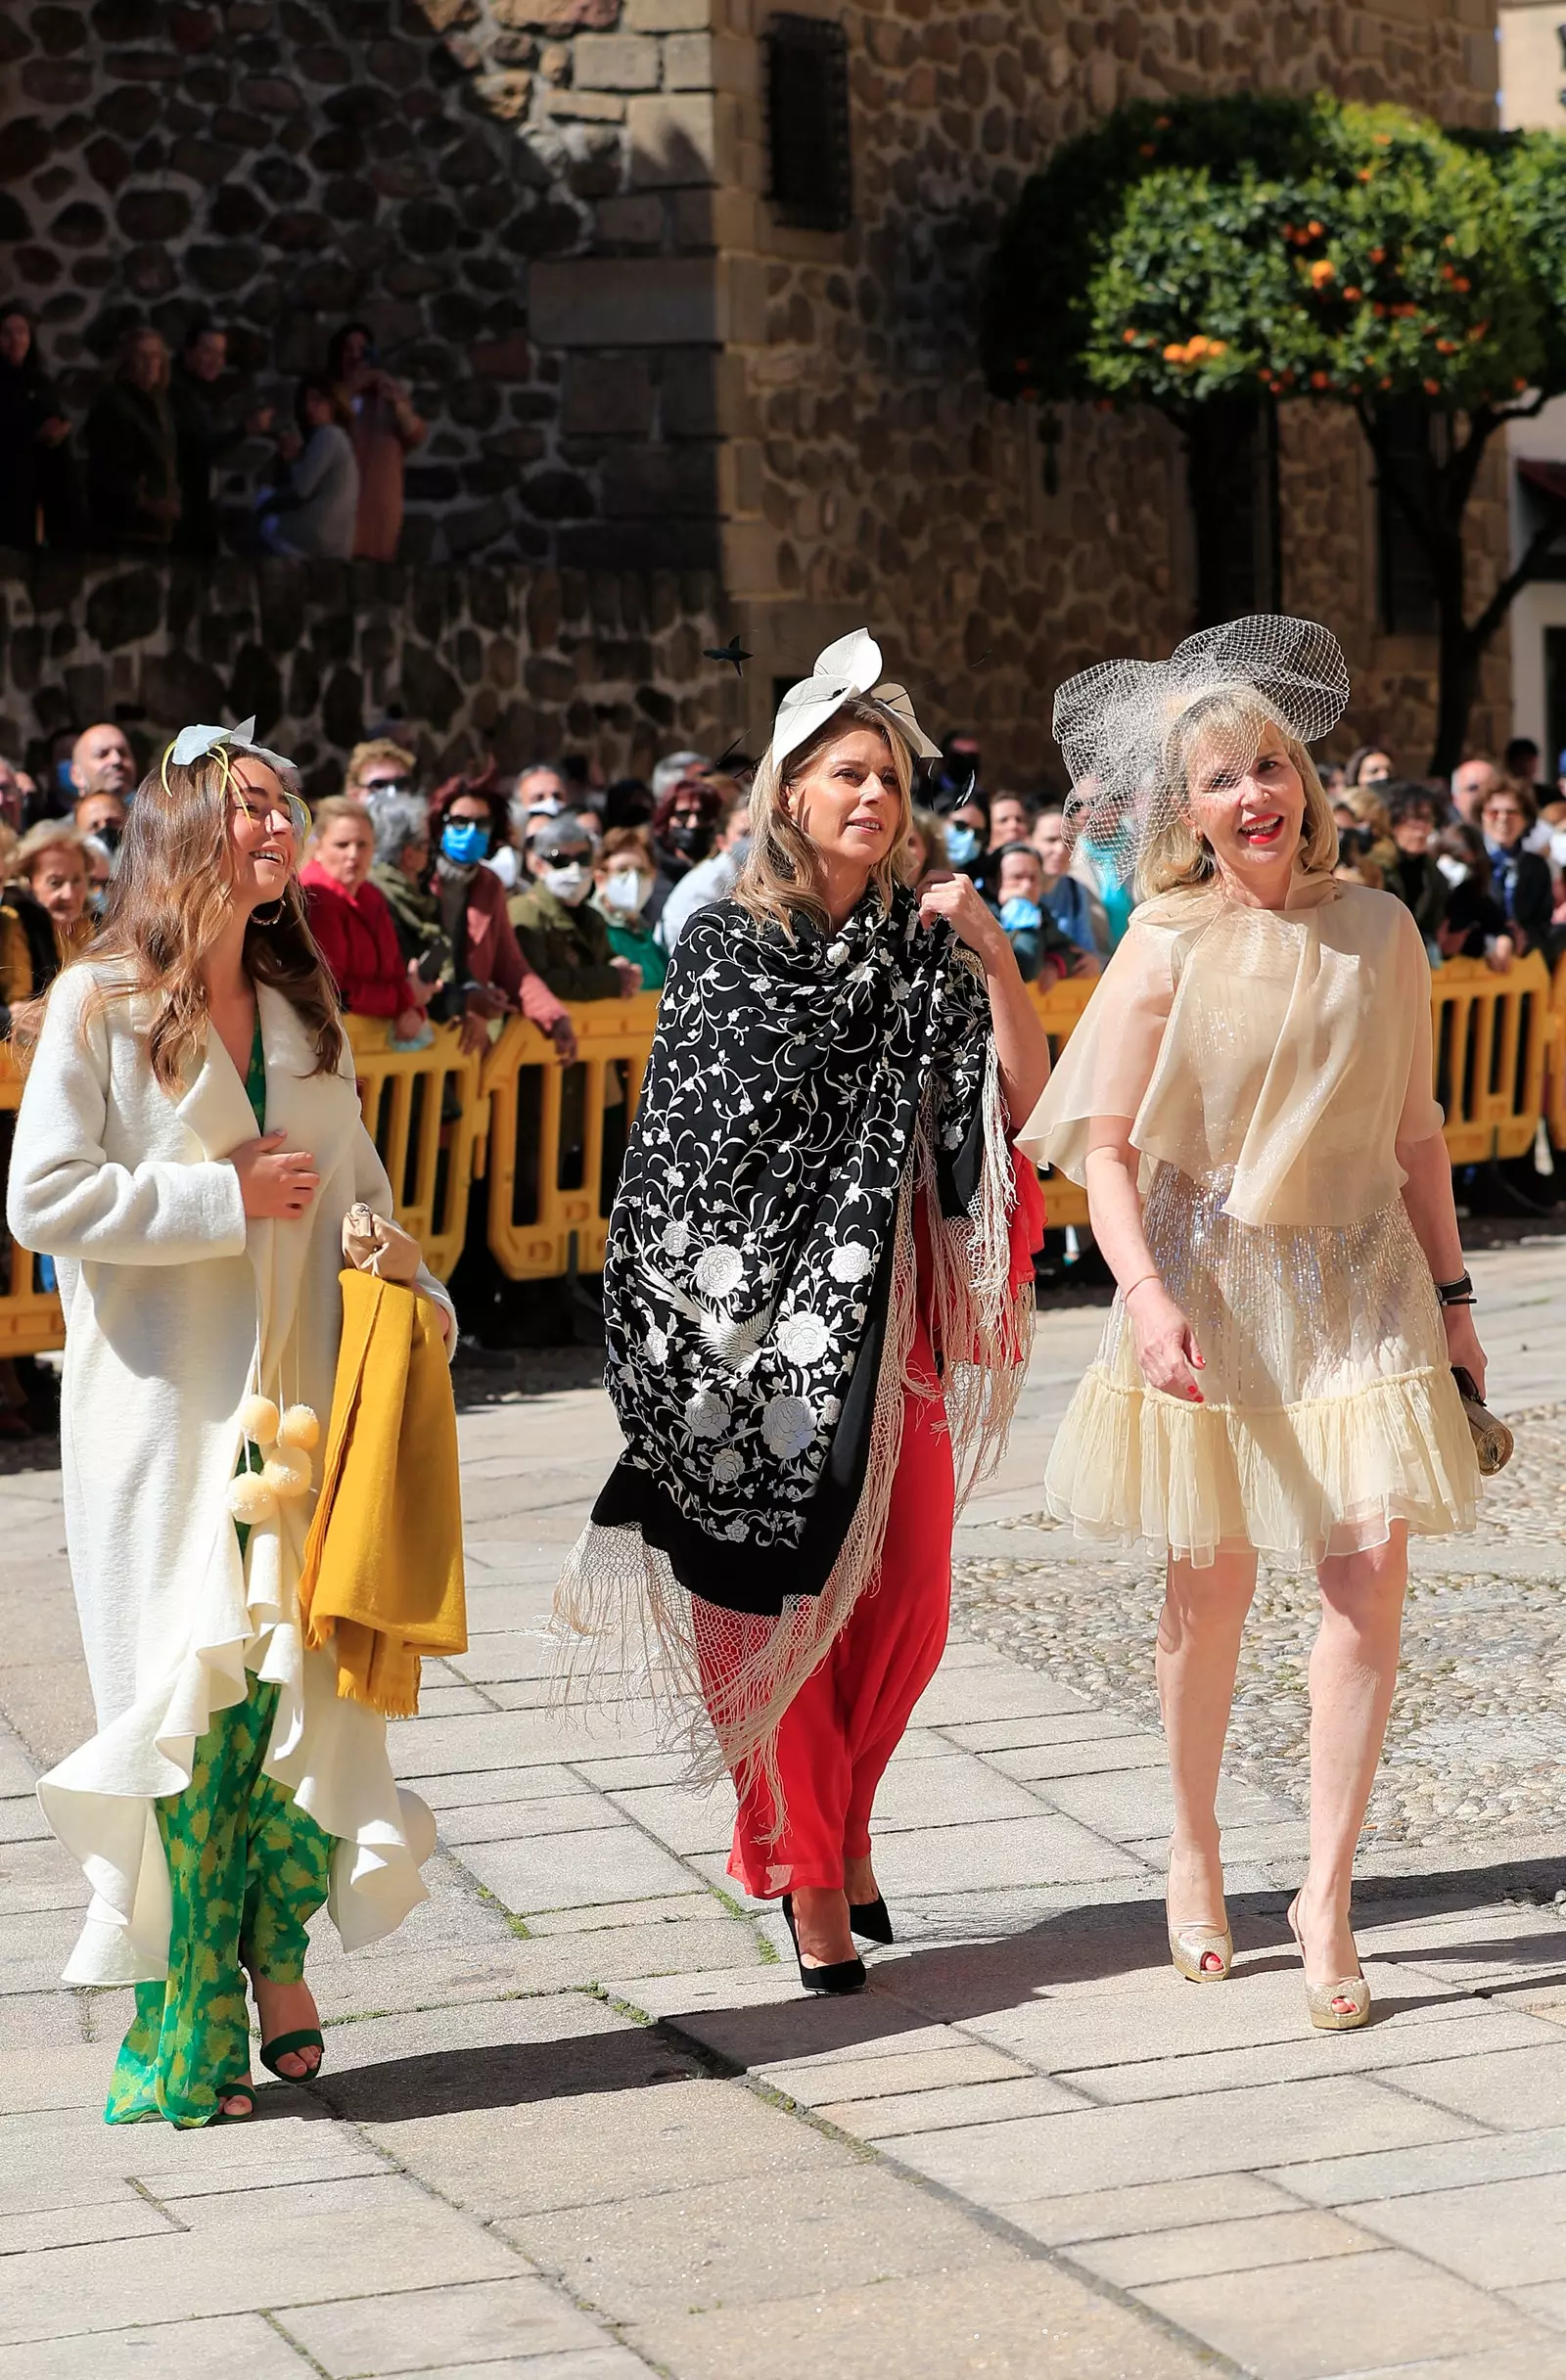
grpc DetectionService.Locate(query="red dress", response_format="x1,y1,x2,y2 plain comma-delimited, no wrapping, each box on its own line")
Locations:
300,863,408,1019
718,1151,1045,1899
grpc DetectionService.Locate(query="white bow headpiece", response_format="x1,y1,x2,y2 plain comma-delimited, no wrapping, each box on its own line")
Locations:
769,630,942,770
166,715,297,776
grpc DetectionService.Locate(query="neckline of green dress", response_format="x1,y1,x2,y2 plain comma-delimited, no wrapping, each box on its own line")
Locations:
244,1010,265,1133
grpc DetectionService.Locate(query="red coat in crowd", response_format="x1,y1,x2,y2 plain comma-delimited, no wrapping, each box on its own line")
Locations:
300,861,408,1018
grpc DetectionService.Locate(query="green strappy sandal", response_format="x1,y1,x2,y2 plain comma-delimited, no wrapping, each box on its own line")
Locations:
210,2081,257,2124
259,2029,325,2082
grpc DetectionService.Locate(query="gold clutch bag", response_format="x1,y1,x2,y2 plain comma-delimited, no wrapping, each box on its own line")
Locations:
1452,1366,1513,1476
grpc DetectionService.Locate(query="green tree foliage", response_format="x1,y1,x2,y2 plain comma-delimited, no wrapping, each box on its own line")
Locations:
983,95,1566,771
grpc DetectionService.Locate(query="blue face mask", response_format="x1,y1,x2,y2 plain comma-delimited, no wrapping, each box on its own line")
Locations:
944,824,980,867
999,896,1043,933
441,819,489,866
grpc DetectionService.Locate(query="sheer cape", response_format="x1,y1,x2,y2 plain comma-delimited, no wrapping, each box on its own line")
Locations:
1019,876,1443,1224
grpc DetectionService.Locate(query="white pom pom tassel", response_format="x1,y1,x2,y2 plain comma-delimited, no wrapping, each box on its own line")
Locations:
228,1471,279,1525
239,1394,280,1444
260,1447,313,1501
275,1403,320,1453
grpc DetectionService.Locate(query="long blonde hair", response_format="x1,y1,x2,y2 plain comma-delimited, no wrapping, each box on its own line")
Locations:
74,751,344,1092
734,698,915,937
1136,691,1338,900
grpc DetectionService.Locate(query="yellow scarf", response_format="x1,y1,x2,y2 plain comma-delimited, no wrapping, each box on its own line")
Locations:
298,1270,466,1717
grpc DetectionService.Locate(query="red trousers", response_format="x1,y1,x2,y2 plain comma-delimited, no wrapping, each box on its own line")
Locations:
724,1355,956,1899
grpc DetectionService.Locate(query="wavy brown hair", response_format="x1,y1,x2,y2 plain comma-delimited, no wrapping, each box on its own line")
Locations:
74,750,344,1092
735,697,914,938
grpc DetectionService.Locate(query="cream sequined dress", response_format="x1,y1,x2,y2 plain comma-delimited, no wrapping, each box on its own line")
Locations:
1020,875,1479,1568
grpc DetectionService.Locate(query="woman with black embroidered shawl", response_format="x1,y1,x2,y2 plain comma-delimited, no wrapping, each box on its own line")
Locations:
558,633,1049,1992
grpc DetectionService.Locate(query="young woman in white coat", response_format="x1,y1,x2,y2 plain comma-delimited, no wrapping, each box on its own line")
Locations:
7,723,454,2126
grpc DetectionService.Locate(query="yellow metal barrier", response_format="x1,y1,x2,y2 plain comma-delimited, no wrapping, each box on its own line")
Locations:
1431,952,1551,1167
0,1049,66,1354
1027,972,1097,1229
344,1014,486,1284
481,992,660,1281
1547,953,1566,1153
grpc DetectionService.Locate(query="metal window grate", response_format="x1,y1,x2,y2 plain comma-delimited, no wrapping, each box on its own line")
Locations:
763,15,852,233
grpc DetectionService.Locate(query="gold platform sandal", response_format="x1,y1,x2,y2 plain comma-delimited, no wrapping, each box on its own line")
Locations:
1168,1917,1233,1983
1287,1897,1371,2031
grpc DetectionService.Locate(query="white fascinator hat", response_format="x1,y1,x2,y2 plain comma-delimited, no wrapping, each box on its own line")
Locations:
769,631,942,771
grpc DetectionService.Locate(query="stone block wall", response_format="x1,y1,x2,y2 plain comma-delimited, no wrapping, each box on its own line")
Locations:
715,0,1508,779
0,0,734,568
0,549,732,794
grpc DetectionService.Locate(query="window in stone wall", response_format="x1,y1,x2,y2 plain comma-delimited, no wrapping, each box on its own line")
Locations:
763,15,852,233
1185,400,1281,628
1376,404,1441,635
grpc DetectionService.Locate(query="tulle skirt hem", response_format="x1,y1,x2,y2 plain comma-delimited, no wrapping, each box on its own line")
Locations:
1043,1360,1479,1571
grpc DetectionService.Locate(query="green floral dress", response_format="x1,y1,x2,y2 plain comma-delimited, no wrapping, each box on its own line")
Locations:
106,1016,335,2127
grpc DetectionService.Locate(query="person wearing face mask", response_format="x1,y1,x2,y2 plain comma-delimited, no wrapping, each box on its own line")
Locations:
592,828,667,991
939,791,989,881
656,786,752,954
427,774,575,1061
508,817,639,1001
647,776,725,930
988,844,1075,986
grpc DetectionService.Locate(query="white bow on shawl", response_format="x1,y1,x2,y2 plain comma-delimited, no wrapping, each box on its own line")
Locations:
770,631,942,769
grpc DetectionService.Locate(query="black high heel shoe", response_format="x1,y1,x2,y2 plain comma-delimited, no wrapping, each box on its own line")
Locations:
850,1896,894,1945
780,1895,866,1995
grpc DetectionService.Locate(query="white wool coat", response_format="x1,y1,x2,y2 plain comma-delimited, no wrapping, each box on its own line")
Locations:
6,965,455,1986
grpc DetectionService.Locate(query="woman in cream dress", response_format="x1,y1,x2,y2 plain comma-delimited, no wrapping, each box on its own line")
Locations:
7,721,452,2124
1023,619,1484,2031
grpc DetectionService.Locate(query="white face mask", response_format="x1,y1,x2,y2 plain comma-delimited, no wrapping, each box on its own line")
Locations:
1435,852,1470,888
541,861,591,906
601,867,649,915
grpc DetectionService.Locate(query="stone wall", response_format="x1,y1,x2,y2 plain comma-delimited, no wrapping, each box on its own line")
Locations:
713,0,1508,778
0,549,730,793
0,0,731,567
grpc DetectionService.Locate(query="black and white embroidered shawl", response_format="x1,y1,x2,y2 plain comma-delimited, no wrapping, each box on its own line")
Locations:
557,882,1033,1792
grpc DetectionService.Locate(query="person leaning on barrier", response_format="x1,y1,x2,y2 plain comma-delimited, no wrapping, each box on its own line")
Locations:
367,794,448,990
427,773,576,1062
299,799,425,1041
509,815,638,1002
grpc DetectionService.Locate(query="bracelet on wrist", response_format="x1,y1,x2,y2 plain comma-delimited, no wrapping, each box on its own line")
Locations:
1435,1270,1475,1308
1122,1272,1162,1303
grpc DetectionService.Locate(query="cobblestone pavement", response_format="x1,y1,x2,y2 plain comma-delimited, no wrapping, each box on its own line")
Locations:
2,1240,1566,2378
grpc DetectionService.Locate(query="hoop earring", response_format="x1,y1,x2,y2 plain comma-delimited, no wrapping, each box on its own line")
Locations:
251,900,286,927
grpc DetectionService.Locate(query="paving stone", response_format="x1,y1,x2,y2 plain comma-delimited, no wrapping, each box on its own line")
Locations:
1136,2245,1552,2380
0,2202,517,2345
0,2194,177,2257
0,2313,317,2378
823,2074,1086,2135
458,1828,698,1915
1270,2120,1566,2209
362,2074,855,2221
1332,2351,1566,2380
629,2258,1214,2380
413,1763,584,1809
884,2078,1481,2207
438,1793,641,1846
1001,2169,1300,2248
505,2163,1003,2321
275,2275,609,2376
763,2039,1033,2106
869,1813,1146,1895
1061,2007,1562,2105
990,1733,1170,1781
1341,2171,1566,2288
1071,2206,1377,2288
1388,2040,1566,2128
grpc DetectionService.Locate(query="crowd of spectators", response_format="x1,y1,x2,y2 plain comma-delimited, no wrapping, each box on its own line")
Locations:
0,304,426,563
5,705,1566,1359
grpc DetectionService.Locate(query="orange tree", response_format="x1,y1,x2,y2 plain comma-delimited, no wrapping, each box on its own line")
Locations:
982,94,1566,773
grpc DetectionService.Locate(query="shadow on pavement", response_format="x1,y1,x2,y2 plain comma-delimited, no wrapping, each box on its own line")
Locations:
310,1857,1566,2124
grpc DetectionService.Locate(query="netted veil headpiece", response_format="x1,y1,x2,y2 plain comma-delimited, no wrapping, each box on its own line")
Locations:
1052,616,1352,887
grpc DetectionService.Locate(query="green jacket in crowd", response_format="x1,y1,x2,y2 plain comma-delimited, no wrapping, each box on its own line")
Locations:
507,880,622,1003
